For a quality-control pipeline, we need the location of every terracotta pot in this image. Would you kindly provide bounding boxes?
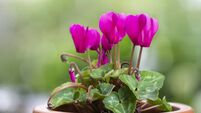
[33,103,194,113]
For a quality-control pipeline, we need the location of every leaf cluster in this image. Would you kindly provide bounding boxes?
[48,63,172,113]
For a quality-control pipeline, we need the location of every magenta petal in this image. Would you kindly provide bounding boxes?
[87,28,101,50]
[125,15,140,45]
[125,13,159,47]
[101,35,113,51]
[102,51,109,65]
[97,50,109,67]
[138,15,151,47]
[138,14,159,47]
[146,18,159,47]
[135,73,140,81]
[99,12,116,44]
[68,68,76,82]
[116,13,126,38]
[150,18,159,38]
[113,13,126,44]
[69,24,87,53]
[99,12,115,36]
[138,14,149,30]
[69,24,101,52]
[99,11,126,44]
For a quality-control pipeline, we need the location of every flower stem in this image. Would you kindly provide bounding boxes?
[99,47,102,67]
[140,102,148,109]
[87,85,94,103]
[136,46,143,69]
[128,45,135,75]
[87,51,92,72]
[141,105,160,112]
[117,44,121,69]
[109,51,112,63]
[61,53,89,64]
[113,44,117,69]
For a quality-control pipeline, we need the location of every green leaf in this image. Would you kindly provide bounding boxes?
[89,88,100,100]
[104,70,115,78]
[103,92,122,113]
[75,88,87,102]
[136,70,165,100]
[91,59,98,67]
[148,97,172,112]
[81,69,91,77]
[119,70,165,101]
[98,83,115,95]
[49,88,74,109]
[77,69,96,86]
[48,82,87,109]
[103,87,136,113]
[119,74,138,95]
[105,68,128,78]
[118,87,136,113]
[90,64,113,79]
[89,83,115,101]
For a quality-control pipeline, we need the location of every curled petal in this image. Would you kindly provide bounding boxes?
[137,14,151,47]
[97,50,109,67]
[87,28,101,50]
[99,12,115,36]
[69,24,88,53]
[69,24,101,52]
[99,11,126,44]
[138,14,159,47]
[125,15,140,45]
[138,14,150,30]
[150,18,159,38]
[116,13,126,38]
[101,35,113,51]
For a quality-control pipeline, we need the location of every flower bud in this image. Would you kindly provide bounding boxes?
[68,67,76,82]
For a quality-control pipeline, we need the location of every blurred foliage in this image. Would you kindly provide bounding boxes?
[0,0,201,112]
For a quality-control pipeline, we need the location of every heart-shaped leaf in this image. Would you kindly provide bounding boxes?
[90,64,113,79]
[77,69,94,86]
[119,74,138,95]
[48,82,87,109]
[89,83,115,101]
[103,87,136,113]
[136,70,165,100]
[119,70,165,101]
[148,97,172,112]
[105,68,128,78]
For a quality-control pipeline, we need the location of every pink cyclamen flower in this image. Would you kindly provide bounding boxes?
[99,11,126,44]
[97,50,109,67]
[125,14,159,47]
[70,24,100,53]
[68,67,76,82]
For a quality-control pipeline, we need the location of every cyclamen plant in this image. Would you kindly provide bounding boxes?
[47,11,172,113]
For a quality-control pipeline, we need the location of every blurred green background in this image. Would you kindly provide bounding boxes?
[0,0,201,113]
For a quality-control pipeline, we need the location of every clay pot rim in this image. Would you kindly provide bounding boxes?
[162,103,194,113]
[33,102,194,113]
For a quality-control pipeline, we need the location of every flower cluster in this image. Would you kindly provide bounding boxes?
[68,11,159,82]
